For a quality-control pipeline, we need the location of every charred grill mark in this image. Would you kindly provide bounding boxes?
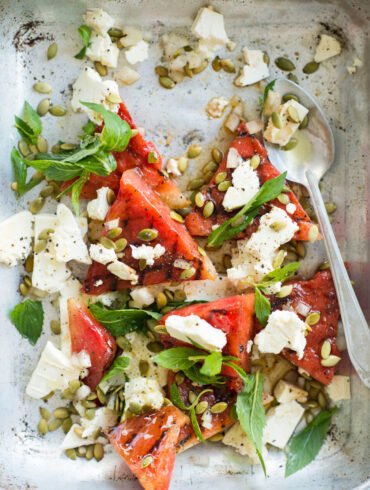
[146,427,168,455]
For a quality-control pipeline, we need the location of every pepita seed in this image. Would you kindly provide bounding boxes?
[87,392,98,401]
[94,443,104,462]
[50,319,61,335]
[178,157,188,173]
[263,52,270,65]
[187,145,202,159]
[184,63,193,78]
[38,228,54,240]
[195,401,209,414]
[159,76,175,89]
[211,148,223,164]
[203,161,218,174]
[11,182,18,191]
[275,57,296,71]
[175,373,185,384]
[156,292,168,310]
[215,171,227,184]
[180,267,196,280]
[18,140,31,156]
[85,445,94,460]
[106,92,122,104]
[33,82,52,94]
[49,105,67,117]
[187,178,205,190]
[319,261,330,271]
[81,400,97,409]
[62,418,73,434]
[147,341,163,353]
[308,224,319,243]
[24,254,34,273]
[60,143,77,151]
[203,201,215,218]
[29,197,45,214]
[174,289,186,301]
[250,155,261,169]
[114,238,128,252]
[223,254,232,270]
[107,227,123,239]
[299,114,309,129]
[139,360,149,376]
[287,73,299,83]
[195,192,205,208]
[99,236,116,249]
[282,138,298,151]
[271,111,282,129]
[318,392,327,409]
[170,210,184,223]
[212,56,222,72]
[321,355,341,367]
[272,249,286,269]
[270,221,287,232]
[192,60,208,74]
[147,150,158,164]
[106,189,116,204]
[40,185,55,198]
[220,58,236,73]
[306,312,320,326]
[48,418,63,431]
[306,401,319,409]
[217,180,232,192]
[69,379,81,393]
[47,42,58,60]
[188,391,197,404]
[198,246,206,256]
[34,240,47,254]
[203,171,214,183]
[97,387,107,405]
[303,61,319,74]
[209,433,224,442]
[39,407,51,421]
[287,106,301,123]
[139,258,147,271]
[65,448,77,461]
[38,418,49,436]
[85,408,96,420]
[54,407,70,419]
[94,61,108,77]
[51,144,61,154]
[277,193,290,205]
[155,66,168,77]
[210,402,228,414]
[116,336,132,351]
[321,340,332,360]
[108,27,124,38]
[282,93,299,103]
[296,242,306,258]
[37,98,51,117]
[138,228,158,241]
[325,202,337,214]
[277,284,293,298]
[141,455,153,468]
[23,275,32,287]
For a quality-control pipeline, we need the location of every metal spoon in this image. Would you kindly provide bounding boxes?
[264,78,370,388]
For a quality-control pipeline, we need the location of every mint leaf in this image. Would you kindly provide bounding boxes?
[254,287,271,325]
[199,351,223,377]
[190,407,205,442]
[183,365,225,385]
[258,262,300,288]
[70,172,90,215]
[169,383,189,411]
[75,25,91,59]
[153,347,203,371]
[101,356,130,384]
[11,148,27,197]
[285,407,337,477]
[14,102,42,144]
[263,79,276,103]
[9,299,44,345]
[82,120,97,136]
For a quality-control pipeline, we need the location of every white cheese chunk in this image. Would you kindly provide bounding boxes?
[286,203,297,214]
[71,67,120,124]
[314,34,341,63]
[86,33,120,68]
[223,158,260,211]
[201,410,213,429]
[263,90,282,117]
[130,287,155,309]
[52,204,91,264]
[191,7,229,48]
[165,314,227,352]
[264,99,309,147]
[325,375,351,402]
[130,244,165,266]
[223,422,268,464]
[119,26,143,48]
[263,400,304,449]
[166,158,182,177]
[62,423,107,449]
[59,277,83,356]
[105,218,120,230]
[235,49,269,87]
[26,341,89,399]
[274,380,308,404]
[125,40,149,65]
[87,187,111,221]
[226,147,242,169]
[161,33,188,60]
[206,96,229,119]
[245,119,264,135]
[89,244,116,265]
[107,260,138,284]
[115,66,141,85]
[254,310,307,359]
[81,407,117,438]
[0,211,33,266]
[83,8,114,36]
[124,376,164,414]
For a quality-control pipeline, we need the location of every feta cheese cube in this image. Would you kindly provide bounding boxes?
[119,26,143,48]
[206,96,229,119]
[226,147,243,168]
[191,7,229,47]
[62,423,107,449]
[125,40,149,65]
[107,260,138,284]
[274,380,308,404]
[314,34,341,63]
[87,187,111,221]
[263,400,304,449]
[264,99,309,147]
[201,410,213,429]
[81,407,117,437]
[83,8,114,36]
[130,287,155,309]
[165,314,227,352]
[244,119,264,135]
[325,375,351,402]
[124,376,164,413]
[263,90,282,117]
[115,66,141,85]
[235,49,269,87]
[254,310,307,359]
[130,244,165,266]
[223,422,267,464]
[223,158,260,211]
[86,33,120,68]
[0,211,33,266]
[89,244,117,265]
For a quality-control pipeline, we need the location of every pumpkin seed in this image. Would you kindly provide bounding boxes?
[287,106,301,123]
[217,180,232,192]
[170,210,184,223]
[178,157,188,173]
[308,224,319,242]
[303,61,319,74]
[318,392,327,409]
[37,418,49,436]
[85,408,96,420]
[51,144,61,154]
[272,249,286,269]
[223,254,232,270]
[147,341,163,353]
[187,145,202,159]
[263,52,270,65]
[69,379,81,393]
[325,202,337,214]
[66,448,78,461]
[59,142,77,151]
[188,391,197,404]
[195,192,205,208]
[195,401,209,414]
[29,197,45,214]
[282,93,299,103]
[54,407,70,419]
[183,63,193,78]
[174,289,186,302]
[39,407,51,421]
[47,42,58,60]
[116,336,131,351]
[187,178,204,190]
[23,275,32,287]
[81,400,97,409]
[192,59,208,74]
[138,228,158,241]
[38,228,54,240]
[209,433,224,442]
[139,259,147,271]
[210,402,228,414]
[108,27,124,38]
[50,319,61,335]
[271,111,282,129]
[106,92,122,104]
[321,354,341,367]
[282,138,298,151]
[87,392,98,401]
[107,227,123,239]
[175,373,185,384]
[203,201,215,218]
[94,443,104,462]
[275,57,295,71]
[277,193,290,205]
[156,292,168,310]
[62,418,73,434]
[17,140,30,157]
[106,189,116,204]
[180,267,196,280]
[114,238,128,252]
[141,455,153,468]
[155,66,168,77]
[212,56,222,72]
[97,387,107,405]
[211,148,223,164]
[306,401,319,409]
[203,161,218,174]
[215,171,227,184]
[159,76,175,89]
[33,82,52,94]
[40,185,54,198]
[48,418,63,431]
[220,58,236,73]
[49,105,67,117]
[11,182,18,192]
[147,151,159,164]
[139,360,149,376]
[34,240,47,254]
[299,114,309,129]
[94,61,108,77]
[250,155,261,169]
[320,340,332,359]
[296,242,306,258]
[24,254,34,273]
[287,72,299,83]
[198,246,206,256]
[319,261,330,271]
[277,284,293,298]
[100,236,116,249]
[85,445,94,460]
[270,221,287,232]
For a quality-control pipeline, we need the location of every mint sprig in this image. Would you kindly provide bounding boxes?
[9,299,44,345]
[75,25,92,60]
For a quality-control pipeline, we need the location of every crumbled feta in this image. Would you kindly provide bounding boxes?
[107,261,138,284]
[0,211,33,266]
[223,422,267,464]
[245,119,264,135]
[263,400,305,449]
[264,99,309,147]
[191,7,229,48]
[125,40,149,64]
[124,376,164,413]
[71,67,120,124]
[120,26,143,48]
[173,259,191,270]
[347,57,363,75]
[246,340,253,354]
[105,218,120,230]
[263,90,282,117]
[226,147,242,168]
[201,410,213,429]
[223,158,260,211]
[62,423,107,449]
[161,33,189,60]
[314,34,341,63]
[206,96,229,119]
[83,8,114,36]
[235,48,269,87]
[130,287,155,309]
[26,342,88,399]
[115,66,141,85]
[166,158,182,177]
[274,380,308,404]
[59,277,83,356]
[286,203,297,214]
[130,244,165,266]
[81,407,117,437]
[89,244,117,265]
[254,310,307,359]
[87,187,111,221]
[325,375,351,402]
[165,314,227,352]
[75,384,91,401]
[86,32,120,68]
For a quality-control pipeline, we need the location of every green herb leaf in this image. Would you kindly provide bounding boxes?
[101,356,130,384]
[263,79,276,103]
[11,148,27,197]
[199,351,223,377]
[82,120,97,136]
[9,299,44,345]
[81,102,132,152]
[190,407,205,442]
[258,262,300,288]
[27,159,82,181]
[89,303,161,337]
[254,287,271,325]
[236,371,266,473]
[183,365,226,385]
[153,347,204,371]
[285,407,337,477]
[207,172,287,247]
[14,102,42,144]
[75,25,91,59]
[169,382,188,411]
[70,172,90,215]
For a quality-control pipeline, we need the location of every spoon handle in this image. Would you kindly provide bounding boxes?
[306,169,370,388]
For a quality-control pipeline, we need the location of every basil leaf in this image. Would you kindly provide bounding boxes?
[14,102,42,144]
[167,299,208,310]
[70,172,90,215]
[78,152,117,176]
[101,356,130,384]
[89,303,162,337]
[82,120,97,136]
[190,407,205,442]
[236,371,266,473]
[9,299,44,345]
[169,382,188,411]
[207,210,258,248]
[11,148,27,197]
[183,365,225,385]
[207,172,287,247]
[258,262,300,288]
[200,351,223,377]
[285,407,337,477]
[27,159,82,181]
[263,79,276,103]
[81,102,132,152]
[254,287,271,326]
[153,347,203,370]
[14,117,36,144]
[75,24,91,59]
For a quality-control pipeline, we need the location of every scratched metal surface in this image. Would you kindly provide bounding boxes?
[0,0,369,488]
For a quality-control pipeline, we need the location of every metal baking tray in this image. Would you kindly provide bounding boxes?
[0,0,369,488]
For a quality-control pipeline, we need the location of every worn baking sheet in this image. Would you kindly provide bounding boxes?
[0,0,369,488]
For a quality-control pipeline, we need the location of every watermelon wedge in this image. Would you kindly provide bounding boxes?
[185,129,315,241]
